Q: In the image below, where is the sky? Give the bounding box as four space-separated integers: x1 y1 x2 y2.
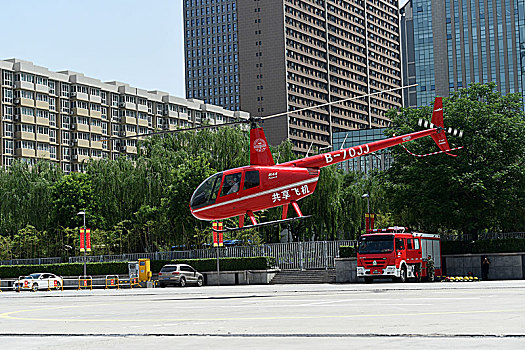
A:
1 0 408 99
0 0 186 97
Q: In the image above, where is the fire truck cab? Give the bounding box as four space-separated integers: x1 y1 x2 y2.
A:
356 227 441 283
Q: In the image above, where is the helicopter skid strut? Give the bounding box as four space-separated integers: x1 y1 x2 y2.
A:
211 215 311 233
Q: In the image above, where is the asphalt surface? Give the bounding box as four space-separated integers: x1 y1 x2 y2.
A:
1 280 525 349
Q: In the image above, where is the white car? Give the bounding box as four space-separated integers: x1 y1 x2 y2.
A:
14 273 63 291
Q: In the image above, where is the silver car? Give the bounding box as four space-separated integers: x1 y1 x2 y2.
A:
14 273 63 291
158 264 203 287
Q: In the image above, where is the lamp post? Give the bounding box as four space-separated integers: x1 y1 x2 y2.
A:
77 210 86 276
361 193 370 215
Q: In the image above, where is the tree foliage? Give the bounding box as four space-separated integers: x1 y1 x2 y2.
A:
383 83 525 235
1 85 523 260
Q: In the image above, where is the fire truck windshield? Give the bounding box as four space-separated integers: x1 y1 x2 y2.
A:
358 235 394 254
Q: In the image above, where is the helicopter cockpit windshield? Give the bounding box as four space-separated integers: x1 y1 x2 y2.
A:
190 172 223 210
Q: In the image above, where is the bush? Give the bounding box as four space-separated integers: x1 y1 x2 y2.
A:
0 256 276 279
442 239 525 255
339 246 357 258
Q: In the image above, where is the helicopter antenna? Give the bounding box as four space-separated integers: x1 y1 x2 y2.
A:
261 84 418 121
339 133 349 150
305 141 314 158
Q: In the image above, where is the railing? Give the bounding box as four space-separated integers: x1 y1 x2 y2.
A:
65 240 357 270
441 232 525 241
0 257 62 266
3 232 524 269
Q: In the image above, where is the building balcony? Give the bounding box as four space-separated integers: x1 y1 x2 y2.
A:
36 117 50 126
36 150 50 159
72 108 89 117
89 95 101 104
14 81 34 90
71 123 90 132
15 131 35 140
70 92 89 101
124 116 137 124
71 139 90 148
137 104 148 113
35 100 49 110
16 114 35 124
90 110 102 119
90 125 102 134
36 134 49 143
19 98 35 107
91 141 103 150
138 118 149 127
35 84 49 94
15 148 36 157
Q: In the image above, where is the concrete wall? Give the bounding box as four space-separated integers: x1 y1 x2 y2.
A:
335 258 357 283
335 253 525 283
443 253 525 280
203 270 278 286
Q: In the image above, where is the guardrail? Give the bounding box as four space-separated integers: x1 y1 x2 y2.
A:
65 240 357 270
3 233 524 269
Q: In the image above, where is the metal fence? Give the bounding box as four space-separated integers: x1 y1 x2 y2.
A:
4 232 524 269
66 240 357 270
441 232 525 241
0 257 62 266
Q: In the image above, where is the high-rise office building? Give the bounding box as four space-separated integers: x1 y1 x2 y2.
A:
0 59 249 172
184 0 403 154
401 0 525 108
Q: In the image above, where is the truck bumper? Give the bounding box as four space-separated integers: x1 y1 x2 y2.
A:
357 266 399 277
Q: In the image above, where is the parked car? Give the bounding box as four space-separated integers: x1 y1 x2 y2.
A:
14 273 63 291
158 264 203 287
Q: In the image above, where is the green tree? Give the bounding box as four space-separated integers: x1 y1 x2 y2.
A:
384 83 525 236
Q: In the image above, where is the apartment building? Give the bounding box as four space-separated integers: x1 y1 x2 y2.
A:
0 59 249 172
184 0 403 155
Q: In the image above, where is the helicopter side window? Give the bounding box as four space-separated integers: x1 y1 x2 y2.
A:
243 170 260 190
221 172 242 196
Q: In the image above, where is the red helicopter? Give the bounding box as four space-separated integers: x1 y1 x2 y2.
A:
189 95 463 231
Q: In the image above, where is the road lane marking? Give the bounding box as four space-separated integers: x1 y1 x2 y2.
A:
1 303 524 323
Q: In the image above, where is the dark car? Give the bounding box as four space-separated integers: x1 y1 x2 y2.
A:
157 264 203 287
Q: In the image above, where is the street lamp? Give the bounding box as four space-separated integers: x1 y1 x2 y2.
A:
361 193 370 215
77 210 87 276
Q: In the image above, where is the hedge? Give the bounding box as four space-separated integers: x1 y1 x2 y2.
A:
441 239 525 255
339 246 357 258
0 256 276 279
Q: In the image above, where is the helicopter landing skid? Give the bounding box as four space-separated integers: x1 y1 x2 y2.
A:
212 215 311 233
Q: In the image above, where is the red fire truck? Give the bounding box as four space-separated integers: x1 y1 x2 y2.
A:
356 227 442 283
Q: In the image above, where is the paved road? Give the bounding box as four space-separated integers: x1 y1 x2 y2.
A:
1 280 525 349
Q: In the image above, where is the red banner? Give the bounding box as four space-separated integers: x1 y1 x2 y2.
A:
80 228 85 252
86 228 91 252
212 222 218 247
365 214 376 232
218 222 223 247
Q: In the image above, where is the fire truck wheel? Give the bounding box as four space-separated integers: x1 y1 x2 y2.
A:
364 277 373 284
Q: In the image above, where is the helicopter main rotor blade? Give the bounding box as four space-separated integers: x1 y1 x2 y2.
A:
261 83 418 121
99 120 246 142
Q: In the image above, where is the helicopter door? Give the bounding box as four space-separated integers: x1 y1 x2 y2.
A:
243 170 260 190
220 172 242 196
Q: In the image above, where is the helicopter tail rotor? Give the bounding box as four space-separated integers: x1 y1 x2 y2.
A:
412 97 464 157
